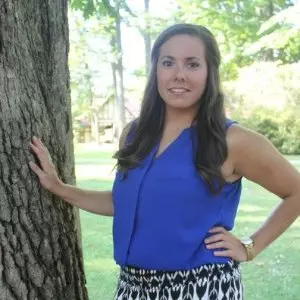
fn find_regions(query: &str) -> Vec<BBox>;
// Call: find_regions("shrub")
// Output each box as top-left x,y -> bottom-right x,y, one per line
230,107 -> 300,154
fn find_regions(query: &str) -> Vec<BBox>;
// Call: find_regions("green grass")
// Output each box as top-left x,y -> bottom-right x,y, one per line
75,144 -> 300,300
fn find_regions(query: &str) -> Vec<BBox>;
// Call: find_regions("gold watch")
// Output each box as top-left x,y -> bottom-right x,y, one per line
241,237 -> 255,261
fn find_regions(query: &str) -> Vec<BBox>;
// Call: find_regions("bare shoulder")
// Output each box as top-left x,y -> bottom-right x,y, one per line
226,123 -> 280,163
119,120 -> 136,150
226,123 -> 284,171
226,123 -> 267,151
226,123 -> 300,198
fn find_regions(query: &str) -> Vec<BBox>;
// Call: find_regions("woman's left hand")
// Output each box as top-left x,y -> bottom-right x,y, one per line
205,227 -> 248,263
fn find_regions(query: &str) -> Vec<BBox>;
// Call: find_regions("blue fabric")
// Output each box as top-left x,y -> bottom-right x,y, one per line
112,119 -> 242,271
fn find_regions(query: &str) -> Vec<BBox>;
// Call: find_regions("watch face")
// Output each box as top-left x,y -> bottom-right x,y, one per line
242,238 -> 253,245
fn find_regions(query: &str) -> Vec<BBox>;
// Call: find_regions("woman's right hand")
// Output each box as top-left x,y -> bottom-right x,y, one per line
29,136 -> 63,193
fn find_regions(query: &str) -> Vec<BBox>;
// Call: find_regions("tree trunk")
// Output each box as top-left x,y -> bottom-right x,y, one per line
115,2 -> 126,138
0,1 -> 88,299
143,0 -> 151,75
91,112 -> 100,145
111,61 -> 120,140
84,62 -> 97,143
265,0 -> 275,60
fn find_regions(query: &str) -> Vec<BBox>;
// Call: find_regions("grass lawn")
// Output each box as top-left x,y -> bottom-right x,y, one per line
75,144 -> 300,300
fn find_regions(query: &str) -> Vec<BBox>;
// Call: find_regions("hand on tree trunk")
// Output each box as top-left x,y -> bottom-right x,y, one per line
29,136 -> 63,193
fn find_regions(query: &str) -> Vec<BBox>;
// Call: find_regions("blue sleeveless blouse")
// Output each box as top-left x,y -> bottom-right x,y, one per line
112,120 -> 242,271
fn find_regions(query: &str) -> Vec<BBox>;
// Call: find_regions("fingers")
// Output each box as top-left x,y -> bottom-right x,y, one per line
206,241 -> 230,250
205,227 -> 232,253
205,227 -> 247,262
29,141 -> 39,155
29,161 -> 45,178
31,136 -> 45,148
209,227 -> 226,234
30,136 -> 47,154
205,233 -> 225,244
213,250 -> 232,257
29,136 -> 52,171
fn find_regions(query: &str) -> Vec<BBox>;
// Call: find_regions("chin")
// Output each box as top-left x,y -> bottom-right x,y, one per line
165,99 -> 198,110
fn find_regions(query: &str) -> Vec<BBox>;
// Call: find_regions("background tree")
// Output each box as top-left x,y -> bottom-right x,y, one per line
0,1 -> 88,299
142,0 -> 151,75
69,11 -> 113,143
71,0 -> 128,139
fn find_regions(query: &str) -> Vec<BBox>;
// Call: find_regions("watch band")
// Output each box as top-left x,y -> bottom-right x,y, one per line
241,238 -> 255,261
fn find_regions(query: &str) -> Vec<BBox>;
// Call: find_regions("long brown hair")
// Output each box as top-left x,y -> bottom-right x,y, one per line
114,24 -> 228,193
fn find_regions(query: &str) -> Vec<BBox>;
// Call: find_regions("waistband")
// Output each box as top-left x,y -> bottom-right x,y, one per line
120,260 -> 240,289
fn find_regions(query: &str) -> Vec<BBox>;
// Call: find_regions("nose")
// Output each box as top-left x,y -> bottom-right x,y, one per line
174,65 -> 186,82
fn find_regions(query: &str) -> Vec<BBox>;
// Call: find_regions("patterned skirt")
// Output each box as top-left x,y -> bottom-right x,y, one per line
114,260 -> 243,300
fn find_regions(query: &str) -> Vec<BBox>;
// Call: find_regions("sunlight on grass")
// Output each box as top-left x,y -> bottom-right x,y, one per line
85,259 -> 117,271
76,165 -> 115,180
238,215 -> 268,223
238,203 -> 266,213
77,179 -> 113,190
290,222 -> 300,229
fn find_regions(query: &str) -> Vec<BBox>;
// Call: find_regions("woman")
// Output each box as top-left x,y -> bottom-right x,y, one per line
29,24 -> 300,300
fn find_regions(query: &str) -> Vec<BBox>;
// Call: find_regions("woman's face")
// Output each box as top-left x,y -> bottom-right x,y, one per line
156,34 -> 208,110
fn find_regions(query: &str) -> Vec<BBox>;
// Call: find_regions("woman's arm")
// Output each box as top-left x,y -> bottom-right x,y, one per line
29,137 -> 114,216
50,183 -> 113,216
229,125 -> 300,257
29,123 -> 133,216
205,125 -> 300,262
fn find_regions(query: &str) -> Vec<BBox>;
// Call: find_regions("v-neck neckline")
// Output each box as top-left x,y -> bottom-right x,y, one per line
153,127 -> 191,161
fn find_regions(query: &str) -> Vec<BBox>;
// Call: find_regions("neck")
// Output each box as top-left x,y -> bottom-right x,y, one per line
164,105 -> 197,130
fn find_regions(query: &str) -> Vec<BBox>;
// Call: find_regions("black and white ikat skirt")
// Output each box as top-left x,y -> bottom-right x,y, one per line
114,260 -> 243,300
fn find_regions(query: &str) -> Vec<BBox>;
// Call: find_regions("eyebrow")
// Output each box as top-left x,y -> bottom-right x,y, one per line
160,55 -> 201,61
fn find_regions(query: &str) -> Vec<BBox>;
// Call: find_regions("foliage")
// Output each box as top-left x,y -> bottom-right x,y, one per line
231,107 -> 300,154
70,0 -> 130,18
246,2 -> 300,63
69,11 -> 112,116
224,61 -> 300,113
174,0 -> 294,80
69,0 -> 133,59
225,60 -> 300,155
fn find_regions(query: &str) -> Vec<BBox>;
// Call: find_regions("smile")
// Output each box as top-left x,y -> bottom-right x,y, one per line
168,88 -> 190,95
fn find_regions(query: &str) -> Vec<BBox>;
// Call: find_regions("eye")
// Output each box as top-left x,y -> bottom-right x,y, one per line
188,62 -> 200,69
162,60 -> 173,67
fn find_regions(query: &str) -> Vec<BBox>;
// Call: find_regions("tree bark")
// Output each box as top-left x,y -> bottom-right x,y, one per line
0,1 -> 88,299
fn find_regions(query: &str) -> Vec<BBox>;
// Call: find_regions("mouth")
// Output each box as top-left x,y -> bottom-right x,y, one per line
168,88 -> 190,95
